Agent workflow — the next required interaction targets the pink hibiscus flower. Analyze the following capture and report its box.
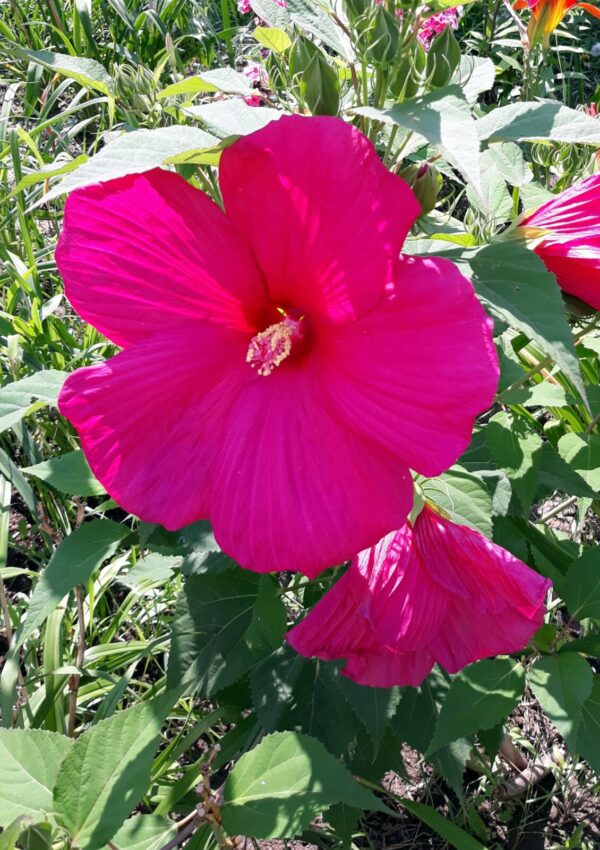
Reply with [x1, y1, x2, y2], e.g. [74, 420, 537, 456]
[57, 116, 498, 576]
[287, 504, 551, 686]
[517, 174, 600, 310]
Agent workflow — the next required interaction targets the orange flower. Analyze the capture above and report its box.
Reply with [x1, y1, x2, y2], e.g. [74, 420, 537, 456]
[514, 0, 600, 45]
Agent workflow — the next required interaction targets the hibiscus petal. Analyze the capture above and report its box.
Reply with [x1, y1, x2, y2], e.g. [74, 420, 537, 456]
[522, 174, 600, 239]
[211, 363, 413, 576]
[535, 240, 600, 311]
[318, 255, 499, 477]
[219, 114, 420, 325]
[58, 324, 250, 528]
[56, 169, 269, 347]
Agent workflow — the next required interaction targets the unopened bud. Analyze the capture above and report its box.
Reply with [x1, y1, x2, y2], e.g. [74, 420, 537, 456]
[367, 7, 400, 65]
[398, 162, 441, 216]
[426, 27, 461, 89]
[389, 39, 426, 99]
[301, 51, 340, 116]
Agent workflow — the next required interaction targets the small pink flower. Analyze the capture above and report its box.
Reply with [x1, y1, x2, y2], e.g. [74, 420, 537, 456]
[237, 0, 252, 12]
[243, 61, 268, 87]
[518, 174, 600, 310]
[244, 94, 265, 106]
[419, 7, 460, 48]
[56, 116, 498, 576]
[288, 504, 550, 686]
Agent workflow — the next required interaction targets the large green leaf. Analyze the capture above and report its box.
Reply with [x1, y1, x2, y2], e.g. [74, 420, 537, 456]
[557, 547, 600, 622]
[0, 730, 72, 828]
[104, 815, 176, 850]
[11, 48, 112, 95]
[469, 243, 584, 395]
[250, 0, 291, 27]
[23, 451, 105, 497]
[221, 732, 386, 838]
[338, 679, 402, 754]
[529, 654, 592, 752]
[167, 570, 269, 695]
[183, 99, 282, 138]
[422, 465, 493, 535]
[536, 443, 598, 501]
[286, 0, 352, 59]
[0, 371, 67, 433]
[486, 411, 542, 512]
[557, 434, 600, 493]
[158, 68, 253, 99]
[477, 101, 600, 144]
[577, 676, 600, 774]
[14, 520, 127, 650]
[355, 87, 482, 197]
[53, 694, 173, 850]
[427, 659, 524, 755]
[45, 127, 220, 200]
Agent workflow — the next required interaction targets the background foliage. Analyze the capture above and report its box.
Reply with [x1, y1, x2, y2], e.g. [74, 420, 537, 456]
[0, 0, 599, 848]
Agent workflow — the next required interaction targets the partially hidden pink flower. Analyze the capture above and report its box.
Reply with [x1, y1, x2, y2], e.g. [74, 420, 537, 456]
[56, 116, 498, 577]
[419, 7, 461, 48]
[517, 174, 600, 310]
[237, 0, 252, 13]
[287, 504, 551, 686]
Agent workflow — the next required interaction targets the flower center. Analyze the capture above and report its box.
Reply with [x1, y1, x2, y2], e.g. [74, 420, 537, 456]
[246, 314, 305, 377]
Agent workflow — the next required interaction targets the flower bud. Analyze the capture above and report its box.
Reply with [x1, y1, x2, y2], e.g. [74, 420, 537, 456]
[398, 162, 441, 216]
[343, 0, 370, 22]
[301, 51, 340, 116]
[389, 39, 426, 99]
[366, 7, 400, 65]
[426, 27, 461, 89]
[290, 35, 317, 79]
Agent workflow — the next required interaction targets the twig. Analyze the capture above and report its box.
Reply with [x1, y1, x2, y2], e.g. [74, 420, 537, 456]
[539, 495, 577, 524]
[499, 751, 562, 799]
[159, 819, 197, 850]
[499, 735, 528, 772]
[67, 585, 86, 737]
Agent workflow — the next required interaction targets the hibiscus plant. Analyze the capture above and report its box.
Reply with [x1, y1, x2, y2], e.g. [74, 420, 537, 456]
[0, 0, 599, 849]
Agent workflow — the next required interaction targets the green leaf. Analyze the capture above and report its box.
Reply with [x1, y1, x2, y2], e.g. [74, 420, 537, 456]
[250, 0, 291, 28]
[470, 243, 584, 396]
[10, 48, 112, 95]
[0, 371, 67, 433]
[486, 411, 542, 512]
[104, 815, 176, 850]
[183, 99, 281, 138]
[53, 694, 174, 850]
[355, 87, 482, 197]
[455, 56, 495, 104]
[536, 443, 598, 500]
[0, 446, 37, 516]
[167, 570, 262, 695]
[45, 127, 220, 200]
[557, 433, 600, 493]
[557, 547, 600, 622]
[221, 732, 387, 838]
[253, 26, 292, 52]
[467, 148, 513, 225]
[338, 679, 402, 754]
[577, 676, 600, 774]
[14, 520, 127, 650]
[158, 68, 253, 99]
[23, 451, 105, 497]
[477, 100, 600, 144]
[286, 0, 351, 59]
[485, 141, 532, 187]
[0, 816, 32, 850]
[422, 465, 493, 535]
[427, 659, 524, 755]
[251, 644, 306, 732]
[501, 382, 571, 407]
[119, 553, 182, 590]
[529, 654, 592, 752]
[558, 635, 600, 656]
[0, 729, 73, 828]
[245, 575, 287, 658]
[396, 799, 487, 850]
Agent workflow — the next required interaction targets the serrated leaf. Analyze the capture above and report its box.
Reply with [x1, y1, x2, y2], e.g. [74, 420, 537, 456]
[253, 26, 292, 52]
[45, 127, 220, 200]
[355, 87, 482, 197]
[251, 644, 306, 732]
[427, 659, 525, 755]
[470, 243, 584, 396]
[557, 547, 600, 622]
[14, 520, 126, 650]
[250, 0, 291, 27]
[245, 576, 287, 658]
[221, 732, 387, 838]
[558, 635, 600, 656]
[577, 676, 600, 773]
[105, 815, 176, 850]
[529, 654, 592, 751]
[455, 56, 495, 104]
[337, 679, 402, 754]
[0, 371, 67, 433]
[422, 465, 493, 535]
[536, 443, 598, 500]
[0, 730, 73, 828]
[167, 570, 261, 695]
[486, 411, 542, 512]
[477, 100, 600, 144]
[485, 141, 532, 187]
[119, 553, 183, 589]
[23, 451, 105, 497]
[286, 0, 352, 59]
[53, 694, 173, 850]
[557, 433, 600, 493]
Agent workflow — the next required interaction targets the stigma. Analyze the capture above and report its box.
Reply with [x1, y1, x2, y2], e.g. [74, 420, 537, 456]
[246, 316, 304, 377]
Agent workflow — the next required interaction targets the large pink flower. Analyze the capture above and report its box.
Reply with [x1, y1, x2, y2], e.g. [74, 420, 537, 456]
[518, 174, 600, 310]
[287, 504, 551, 686]
[57, 116, 498, 576]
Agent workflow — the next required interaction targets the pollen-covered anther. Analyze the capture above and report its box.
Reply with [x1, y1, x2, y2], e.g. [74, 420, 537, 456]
[246, 317, 303, 376]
